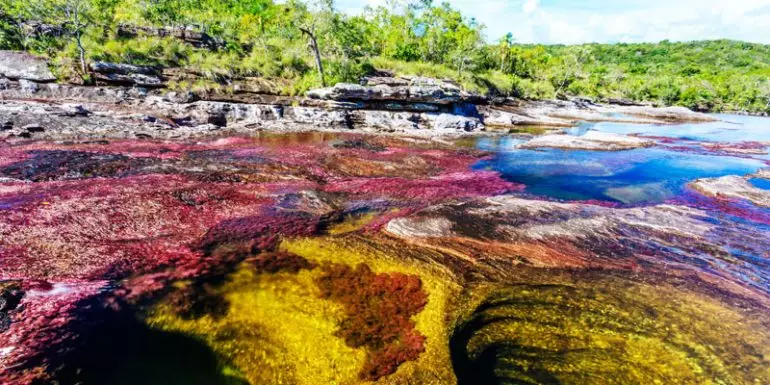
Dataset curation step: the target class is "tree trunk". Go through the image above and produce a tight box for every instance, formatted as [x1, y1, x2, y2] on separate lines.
[75, 30, 87, 76]
[300, 27, 325, 87]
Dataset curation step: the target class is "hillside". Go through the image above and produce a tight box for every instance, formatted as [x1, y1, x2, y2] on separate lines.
[1, 0, 769, 113]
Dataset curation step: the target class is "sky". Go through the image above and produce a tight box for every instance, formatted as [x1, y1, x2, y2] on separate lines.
[335, 0, 770, 44]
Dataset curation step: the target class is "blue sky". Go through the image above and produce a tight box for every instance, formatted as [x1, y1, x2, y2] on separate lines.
[336, 0, 770, 44]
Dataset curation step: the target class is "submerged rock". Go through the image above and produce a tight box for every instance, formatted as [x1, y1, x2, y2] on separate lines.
[690, 175, 770, 208]
[517, 131, 655, 150]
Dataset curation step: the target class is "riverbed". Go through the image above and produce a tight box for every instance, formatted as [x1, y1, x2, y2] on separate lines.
[1, 115, 769, 385]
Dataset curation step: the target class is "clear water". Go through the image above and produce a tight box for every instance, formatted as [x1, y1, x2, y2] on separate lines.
[750, 178, 770, 191]
[475, 115, 770, 204]
[589, 114, 770, 143]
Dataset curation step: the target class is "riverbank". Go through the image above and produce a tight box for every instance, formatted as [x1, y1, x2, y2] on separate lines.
[0, 78, 717, 141]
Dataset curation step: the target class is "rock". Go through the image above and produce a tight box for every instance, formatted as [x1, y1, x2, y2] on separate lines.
[0, 280, 24, 333]
[518, 131, 655, 151]
[164, 91, 200, 104]
[429, 113, 484, 132]
[90, 61, 164, 87]
[117, 24, 225, 50]
[605, 98, 647, 107]
[19, 79, 39, 93]
[60, 104, 91, 117]
[23, 124, 45, 133]
[0, 51, 56, 82]
[1, 121, 12, 131]
[307, 76, 476, 105]
[690, 175, 770, 208]
[754, 169, 770, 180]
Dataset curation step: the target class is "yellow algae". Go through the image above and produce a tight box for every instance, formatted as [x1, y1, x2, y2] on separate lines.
[326, 212, 379, 235]
[455, 276, 770, 385]
[147, 267, 365, 385]
[146, 234, 463, 385]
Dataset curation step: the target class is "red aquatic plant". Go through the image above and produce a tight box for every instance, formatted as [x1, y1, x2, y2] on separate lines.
[251, 252, 317, 274]
[316, 263, 428, 381]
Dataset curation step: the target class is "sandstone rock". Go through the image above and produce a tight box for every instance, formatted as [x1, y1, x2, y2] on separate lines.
[60, 104, 91, 117]
[164, 91, 200, 104]
[0, 51, 55, 82]
[429, 113, 484, 132]
[19, 79, 39, 93]
[690, 175, 770, 208]
[90, 61, 164, 87]
[518, 131, 654, 151]
[754, 169, 770, 180]
[307, 76, 474, 105]
[117, 24, 225, 50]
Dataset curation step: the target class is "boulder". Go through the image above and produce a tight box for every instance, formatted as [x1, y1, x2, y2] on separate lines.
[429, 113, 484, 132]
[0, 51, 56, 82]
[90, 61, 164, 87]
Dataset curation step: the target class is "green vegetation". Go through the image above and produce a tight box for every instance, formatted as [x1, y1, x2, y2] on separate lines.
[2, 0, 770, 112]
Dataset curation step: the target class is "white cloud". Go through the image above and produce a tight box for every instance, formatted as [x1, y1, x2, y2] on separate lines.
[522, 0, 539, 14]
[336, 0, 770, 44]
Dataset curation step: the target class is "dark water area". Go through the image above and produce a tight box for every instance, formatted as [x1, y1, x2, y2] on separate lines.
[475, 114, 770, 204]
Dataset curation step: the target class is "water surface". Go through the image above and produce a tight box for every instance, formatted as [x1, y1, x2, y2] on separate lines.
[476, 114, 770, 204]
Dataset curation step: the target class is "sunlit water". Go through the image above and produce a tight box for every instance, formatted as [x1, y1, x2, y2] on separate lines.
[475, 114, 770, 204]
[590, 113, 770, 143]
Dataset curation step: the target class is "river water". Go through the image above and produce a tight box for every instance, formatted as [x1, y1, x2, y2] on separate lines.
[475, 114, 770, 204]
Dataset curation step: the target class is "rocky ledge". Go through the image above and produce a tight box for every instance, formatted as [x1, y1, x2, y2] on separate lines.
[690, 175, 770, 208]
[0, 50, 719, 139]
[517, 131, 655, 151]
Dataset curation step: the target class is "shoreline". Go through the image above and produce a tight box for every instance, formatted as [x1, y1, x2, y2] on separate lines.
[0, 78, 721, 141]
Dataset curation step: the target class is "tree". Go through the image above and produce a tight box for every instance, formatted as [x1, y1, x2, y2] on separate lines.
[283, 0, 335, 87]
[497, 32, 513, 72]
[57, 0, 91, 75]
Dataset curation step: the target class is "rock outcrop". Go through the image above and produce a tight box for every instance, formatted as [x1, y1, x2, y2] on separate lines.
[0, 51, 55, 82]
[90, 62, 164, 87]
[690, 175, 770, 208]
[518, 131, 655, 151]
[0, 51, 723, 138]
[116, 24, 226, 50]
[308, 76, 475, 105]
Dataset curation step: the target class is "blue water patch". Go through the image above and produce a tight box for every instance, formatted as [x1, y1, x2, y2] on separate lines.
[588, 114, 770, 143]
[750, 178, 770, 191]
[474, 145, 767, 204]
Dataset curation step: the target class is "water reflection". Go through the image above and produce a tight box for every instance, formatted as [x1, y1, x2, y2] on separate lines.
[475, 115, 770, 204]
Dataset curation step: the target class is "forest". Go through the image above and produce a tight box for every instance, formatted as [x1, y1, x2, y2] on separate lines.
[2, 0, 770, 113]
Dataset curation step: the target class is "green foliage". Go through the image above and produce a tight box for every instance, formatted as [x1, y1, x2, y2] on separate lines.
[4, 0, 770, 113]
